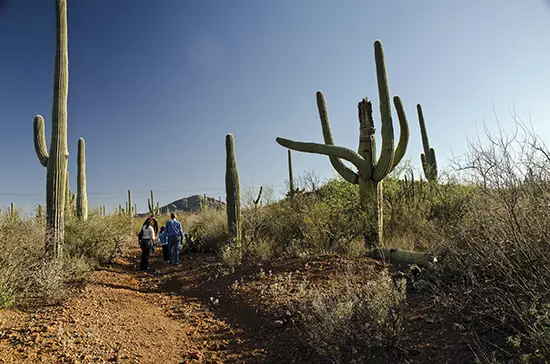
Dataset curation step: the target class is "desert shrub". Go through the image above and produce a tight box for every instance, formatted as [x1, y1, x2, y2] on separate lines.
[64, 213, 134, 266]
[0, 212, 135, 308]
[435, 121, 550, 360]
[185, 208, 228, 252]
[292, 268, 407, 363]
[238, 176, 368, 260]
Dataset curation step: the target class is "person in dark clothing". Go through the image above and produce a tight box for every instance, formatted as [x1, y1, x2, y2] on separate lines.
[139, 219, 156, 270]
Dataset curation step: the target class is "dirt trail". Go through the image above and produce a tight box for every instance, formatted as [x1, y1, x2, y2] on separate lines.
[0, 248, 315, 364]
[1, 245, 500, 364]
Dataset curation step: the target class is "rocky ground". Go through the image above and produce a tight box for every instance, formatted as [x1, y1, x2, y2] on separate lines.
[0, 247, 519, 363]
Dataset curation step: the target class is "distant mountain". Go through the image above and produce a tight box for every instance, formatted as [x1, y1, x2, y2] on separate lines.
[137, 195, 225, 217]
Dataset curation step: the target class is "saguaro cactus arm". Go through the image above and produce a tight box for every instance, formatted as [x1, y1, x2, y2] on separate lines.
[276, 137, 370, 178]
[34, 115, 49, 167]
[372, 40, 395, 181]
[316, 91, 359, 184]
[391, 96, 410, 170]
[371, 40, 395, 181]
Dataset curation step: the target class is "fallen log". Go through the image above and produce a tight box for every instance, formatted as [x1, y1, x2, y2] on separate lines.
[366, 248, 437, 267]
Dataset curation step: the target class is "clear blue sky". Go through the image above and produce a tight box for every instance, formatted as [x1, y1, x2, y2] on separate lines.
[1, 0, 550, 214]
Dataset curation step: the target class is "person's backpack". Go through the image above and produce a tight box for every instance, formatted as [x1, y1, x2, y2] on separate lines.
[138, 227, 144, 240]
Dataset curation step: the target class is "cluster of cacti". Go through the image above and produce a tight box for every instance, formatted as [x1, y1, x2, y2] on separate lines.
[277, 40, 410, 248]
[225, 134, 241, 241]
[32, 0, 69, 257]
[417, 104, 438, 182]
[148, 190, 160, 215]
[76, 138, 88, 220]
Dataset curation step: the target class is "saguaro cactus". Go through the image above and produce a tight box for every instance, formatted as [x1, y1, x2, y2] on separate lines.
[417, 104, 438, 182]
[225, 134, 241, 241]
[276, 40, 409, 248]
[287, 150, 297, 197]
[254, 186, 263, 208]
[148, 190, 160, 215]
[127, 189, 132, 217]
[33, 0, 69, 256]
[76, 137, 88, 220]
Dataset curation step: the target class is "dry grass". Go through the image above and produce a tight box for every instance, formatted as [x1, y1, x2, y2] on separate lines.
[0, 213, 135, 308]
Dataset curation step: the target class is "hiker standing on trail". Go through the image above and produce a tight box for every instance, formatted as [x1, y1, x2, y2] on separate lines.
[139, 218, 156, 270]
[142, 215, 159, 234]
[165, 213, 184, 265]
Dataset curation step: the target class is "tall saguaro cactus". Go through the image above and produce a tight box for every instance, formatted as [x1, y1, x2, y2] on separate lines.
[76, 137, 88, 220]
[276, 40, 410, 248]
[225, 134, 241, 241]
[33, 0, 69, 256]
[417, 104, 438, 182]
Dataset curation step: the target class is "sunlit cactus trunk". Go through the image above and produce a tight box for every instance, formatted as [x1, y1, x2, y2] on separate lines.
[32, 0, 69, 257]
[276, 40, 410, 249]
[225, 134, 241, 242]
[76, 138, 88, 220]
[127, 190, 132, 217]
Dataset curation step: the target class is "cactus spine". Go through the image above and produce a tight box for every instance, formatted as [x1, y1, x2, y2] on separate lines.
[127, 189, 132, 217]
[225, 134, 241, 241]
[32, 0, 69, 256]
[76, 138, 88, 220]
[417, 104, 438, 182]
[276, 40, 409, 248]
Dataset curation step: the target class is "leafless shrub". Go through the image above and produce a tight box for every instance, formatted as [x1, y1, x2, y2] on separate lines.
[440, 114, 550, 360]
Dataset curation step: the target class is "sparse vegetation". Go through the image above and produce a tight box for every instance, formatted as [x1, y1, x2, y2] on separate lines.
[0, 213, 134, 308]
[1, 2, 547, 361]
[179, 118, 550, 362]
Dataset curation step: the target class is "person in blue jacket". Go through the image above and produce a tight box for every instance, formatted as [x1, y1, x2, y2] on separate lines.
[165, 213, 184, 265]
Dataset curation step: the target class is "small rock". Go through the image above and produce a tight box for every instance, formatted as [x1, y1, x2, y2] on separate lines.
[273, 320, 284, 328]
